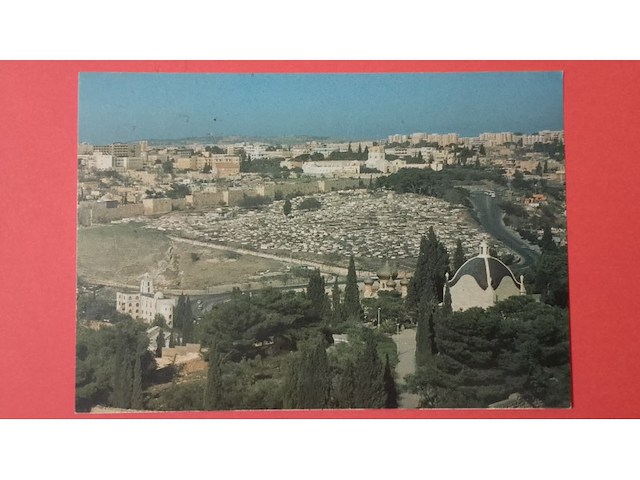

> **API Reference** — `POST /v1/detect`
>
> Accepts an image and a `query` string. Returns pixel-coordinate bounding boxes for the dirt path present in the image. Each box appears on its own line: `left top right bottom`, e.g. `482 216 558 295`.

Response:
392 328 421 409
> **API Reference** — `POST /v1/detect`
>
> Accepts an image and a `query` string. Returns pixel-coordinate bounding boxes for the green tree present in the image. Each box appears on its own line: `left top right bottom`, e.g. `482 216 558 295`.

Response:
352 331 386 408
204 336 224 410
406 228 450 316
453 238 466 272
331 277 342 324
283 199 292 216
539 225 556 252
283 336 330 409
532 246 568 308
342 256 363 322
306 269 329 320
298 197 322 211
155 328 165 358
415 305 429 367
173 294 186 332
130 343 144 410
535 162 543 176
383 354 398 408
162 160 173 174
414 297 570 408
182 297 194 345
108 321 154 410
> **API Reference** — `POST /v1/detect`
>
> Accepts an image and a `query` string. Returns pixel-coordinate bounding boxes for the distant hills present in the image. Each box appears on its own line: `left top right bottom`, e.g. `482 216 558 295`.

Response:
143 134 357 146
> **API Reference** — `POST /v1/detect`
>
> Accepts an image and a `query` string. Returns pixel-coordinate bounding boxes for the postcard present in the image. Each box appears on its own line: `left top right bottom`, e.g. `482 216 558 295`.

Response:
75 71 570 412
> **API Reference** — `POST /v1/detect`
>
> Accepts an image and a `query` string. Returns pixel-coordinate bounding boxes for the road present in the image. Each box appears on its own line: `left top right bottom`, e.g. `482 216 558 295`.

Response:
168 235 377 279
469 191 539 269
392 328 421 409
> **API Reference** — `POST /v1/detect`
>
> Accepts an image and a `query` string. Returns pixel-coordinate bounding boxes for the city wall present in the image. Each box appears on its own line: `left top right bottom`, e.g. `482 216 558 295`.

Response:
78 179 369 225
78 202 145 225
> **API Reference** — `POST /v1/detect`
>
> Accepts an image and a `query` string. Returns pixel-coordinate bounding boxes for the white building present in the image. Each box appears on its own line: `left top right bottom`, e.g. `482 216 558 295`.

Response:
116 274 177 326
302 161 361 176
445 241 525 311
93 153 115 170
365 145 387 172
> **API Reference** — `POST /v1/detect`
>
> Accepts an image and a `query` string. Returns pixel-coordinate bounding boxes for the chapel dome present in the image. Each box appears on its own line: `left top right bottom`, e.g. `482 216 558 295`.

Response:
447 241 521 291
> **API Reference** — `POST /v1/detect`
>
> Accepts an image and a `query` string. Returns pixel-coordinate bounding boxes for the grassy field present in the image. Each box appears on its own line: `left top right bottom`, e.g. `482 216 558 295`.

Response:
77 223 296 289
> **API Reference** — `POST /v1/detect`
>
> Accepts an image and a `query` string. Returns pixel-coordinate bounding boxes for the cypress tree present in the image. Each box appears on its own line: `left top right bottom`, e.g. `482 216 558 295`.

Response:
282 353 300 409
155 328 165 358
204 336 224 410
130 347 144 410
343 256 362 322
296 337 331 409
540 225 556 252
283 337 330 409
306 269 328 320
383 354 398 408
111 341 128 408
443 281 452 316
283 199 292 216
406 235 429 314
426 227 450 302
182 297 194 345
331 277 342 324
453 238 466 272
173 294 186 331
415 296 431 367
353 332 385 408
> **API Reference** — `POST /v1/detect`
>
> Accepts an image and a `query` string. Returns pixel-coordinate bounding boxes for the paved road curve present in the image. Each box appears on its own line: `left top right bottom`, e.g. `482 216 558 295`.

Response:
392 328 421 409
469 191 540 269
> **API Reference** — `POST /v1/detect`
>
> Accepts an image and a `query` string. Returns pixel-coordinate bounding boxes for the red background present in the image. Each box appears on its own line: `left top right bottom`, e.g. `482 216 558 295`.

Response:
0 61 637 419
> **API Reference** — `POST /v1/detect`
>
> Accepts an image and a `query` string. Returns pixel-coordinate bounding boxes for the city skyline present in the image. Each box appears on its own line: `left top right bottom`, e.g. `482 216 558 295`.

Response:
79 72 564 144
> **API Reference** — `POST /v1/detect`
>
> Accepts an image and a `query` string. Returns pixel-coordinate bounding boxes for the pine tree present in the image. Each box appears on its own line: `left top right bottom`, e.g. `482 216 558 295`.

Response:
383 354 398 408
453 238 466 272
342 256 362 322
204 336 224 410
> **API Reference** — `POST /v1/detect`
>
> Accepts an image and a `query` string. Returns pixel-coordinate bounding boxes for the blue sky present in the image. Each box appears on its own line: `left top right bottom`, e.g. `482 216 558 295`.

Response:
78 72 563 144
